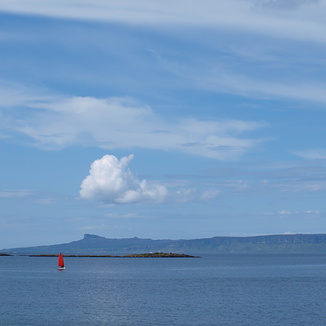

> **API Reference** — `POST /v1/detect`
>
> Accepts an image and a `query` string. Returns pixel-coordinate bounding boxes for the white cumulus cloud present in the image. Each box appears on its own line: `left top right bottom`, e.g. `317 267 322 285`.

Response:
80 154 222 205
80 154 168 204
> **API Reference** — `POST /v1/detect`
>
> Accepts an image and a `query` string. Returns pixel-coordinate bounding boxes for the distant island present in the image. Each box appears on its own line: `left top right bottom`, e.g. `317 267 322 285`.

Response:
123 252 196 258
25 252 196 258
2 233 326 255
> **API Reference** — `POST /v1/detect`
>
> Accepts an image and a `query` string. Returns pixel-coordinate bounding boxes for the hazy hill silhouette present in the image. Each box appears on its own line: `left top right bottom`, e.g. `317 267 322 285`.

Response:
2 233 326 255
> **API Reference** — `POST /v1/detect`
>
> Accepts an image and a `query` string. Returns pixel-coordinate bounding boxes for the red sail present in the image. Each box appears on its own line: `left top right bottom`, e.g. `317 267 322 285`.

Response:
58 253 64 267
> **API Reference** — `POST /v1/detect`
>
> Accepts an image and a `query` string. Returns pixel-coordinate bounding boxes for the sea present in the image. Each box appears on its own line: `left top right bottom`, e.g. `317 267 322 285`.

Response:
1 253 326 326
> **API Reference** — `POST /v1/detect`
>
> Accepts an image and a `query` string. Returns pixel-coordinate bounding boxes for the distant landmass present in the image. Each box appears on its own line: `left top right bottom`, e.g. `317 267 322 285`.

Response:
2 233 326 255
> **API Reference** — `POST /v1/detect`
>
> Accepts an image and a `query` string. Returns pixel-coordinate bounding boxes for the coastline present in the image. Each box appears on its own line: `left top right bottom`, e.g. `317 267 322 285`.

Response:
23 252 197 258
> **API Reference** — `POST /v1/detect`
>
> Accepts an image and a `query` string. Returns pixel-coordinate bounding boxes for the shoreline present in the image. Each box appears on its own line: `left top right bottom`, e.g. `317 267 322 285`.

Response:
18 252 198 258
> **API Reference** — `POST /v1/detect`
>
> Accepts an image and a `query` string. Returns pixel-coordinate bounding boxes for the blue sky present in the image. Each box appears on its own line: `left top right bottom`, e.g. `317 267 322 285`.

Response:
1 0 326 248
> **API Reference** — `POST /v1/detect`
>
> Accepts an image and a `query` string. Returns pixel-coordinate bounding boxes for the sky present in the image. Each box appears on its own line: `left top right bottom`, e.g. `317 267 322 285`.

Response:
1 0 326 248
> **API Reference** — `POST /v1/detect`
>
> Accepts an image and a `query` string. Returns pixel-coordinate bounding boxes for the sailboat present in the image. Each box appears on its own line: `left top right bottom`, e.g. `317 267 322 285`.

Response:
58 252 65 270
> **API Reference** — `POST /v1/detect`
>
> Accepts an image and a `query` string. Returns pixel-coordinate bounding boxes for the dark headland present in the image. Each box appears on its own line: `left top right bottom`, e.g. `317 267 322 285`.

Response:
2 233 326 255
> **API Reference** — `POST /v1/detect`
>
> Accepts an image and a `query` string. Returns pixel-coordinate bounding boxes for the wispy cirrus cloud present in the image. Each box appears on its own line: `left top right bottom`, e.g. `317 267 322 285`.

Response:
105 213 140 219
252 0 320 10
149 42 326 104
201 159 326 199
224 175 326 194
194 70 326 104
0 83 264 160
0 189 32 198
292 149 326 160
264 209 321 216
0 188 59 205
1 0 325 43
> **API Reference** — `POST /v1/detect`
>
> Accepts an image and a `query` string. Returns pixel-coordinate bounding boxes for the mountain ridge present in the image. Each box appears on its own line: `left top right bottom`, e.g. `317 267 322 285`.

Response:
2 233 326 255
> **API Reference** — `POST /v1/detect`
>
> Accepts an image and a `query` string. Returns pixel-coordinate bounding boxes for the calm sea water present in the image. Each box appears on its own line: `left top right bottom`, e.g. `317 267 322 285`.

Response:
1 254 326 326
